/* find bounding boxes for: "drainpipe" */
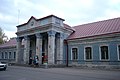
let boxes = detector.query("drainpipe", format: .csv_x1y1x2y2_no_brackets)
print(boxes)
64,40,68,67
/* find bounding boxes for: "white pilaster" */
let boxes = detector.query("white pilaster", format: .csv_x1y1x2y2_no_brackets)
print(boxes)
47,30,56,64
36,33,42,64
57,33,64,64
24,36,30,64
16,37,22,63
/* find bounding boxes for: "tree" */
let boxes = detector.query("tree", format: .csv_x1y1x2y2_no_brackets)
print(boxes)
0,27,8,44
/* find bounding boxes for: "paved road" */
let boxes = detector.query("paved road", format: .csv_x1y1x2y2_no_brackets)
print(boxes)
0,66,120,80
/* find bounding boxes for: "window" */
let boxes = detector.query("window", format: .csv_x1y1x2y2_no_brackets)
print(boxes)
9,52,12,59
72,48,78,60
100,46,109,60
5,52,8,59
1,52,4,59
118,45,120,60
13,52,16,59
31,21,34,26
0,52,2,59
85,47,92,60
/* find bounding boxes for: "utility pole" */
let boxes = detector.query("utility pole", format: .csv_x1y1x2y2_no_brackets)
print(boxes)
18,9,20,25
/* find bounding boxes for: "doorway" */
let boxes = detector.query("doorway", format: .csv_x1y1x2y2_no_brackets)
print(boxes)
29,50,32,65
42,53,45,64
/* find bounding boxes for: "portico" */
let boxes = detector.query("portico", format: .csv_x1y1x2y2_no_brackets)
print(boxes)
15,15,72,65
16,32,64,65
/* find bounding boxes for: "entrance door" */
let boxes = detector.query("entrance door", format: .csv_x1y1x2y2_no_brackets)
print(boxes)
42,53,45,64
29,50,32,65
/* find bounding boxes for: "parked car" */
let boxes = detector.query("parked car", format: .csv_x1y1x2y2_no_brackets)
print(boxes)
0,62,7,71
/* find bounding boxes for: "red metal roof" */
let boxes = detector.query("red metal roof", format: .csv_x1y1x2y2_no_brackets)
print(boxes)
0,38,16,48
64,23,75,31
68,17,120,40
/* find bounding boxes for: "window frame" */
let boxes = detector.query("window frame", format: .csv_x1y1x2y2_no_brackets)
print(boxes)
5,52,8,59
9,52,12,59
84,46,93,60
13,52,16,59
1,52,4,59
71,47,78,61
100,45,109,60
117,44,120,61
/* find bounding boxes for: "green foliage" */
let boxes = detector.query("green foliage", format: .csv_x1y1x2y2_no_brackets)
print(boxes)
0,27,8,44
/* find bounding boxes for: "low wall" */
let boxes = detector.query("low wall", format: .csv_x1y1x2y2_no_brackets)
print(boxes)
69,64,120,70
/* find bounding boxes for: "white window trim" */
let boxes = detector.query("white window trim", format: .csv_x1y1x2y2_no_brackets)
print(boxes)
5,52,8,59
84,46,93,61
99,44,110,61
71,46,79,60
0,52,2,59
1,52,4,59
117,44,120,61
13,52,16,59
9,52,12,59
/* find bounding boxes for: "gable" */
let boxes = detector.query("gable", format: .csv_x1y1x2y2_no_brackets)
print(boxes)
27,17,37,28
17,16,37,27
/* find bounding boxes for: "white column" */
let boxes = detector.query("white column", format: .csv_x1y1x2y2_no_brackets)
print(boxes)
47,30,56,64
16,37,22,63
24,36,30,64
36,33,42,64
57,33,64,64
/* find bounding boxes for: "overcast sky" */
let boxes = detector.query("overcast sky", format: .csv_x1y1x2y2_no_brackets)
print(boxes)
0,0,120,39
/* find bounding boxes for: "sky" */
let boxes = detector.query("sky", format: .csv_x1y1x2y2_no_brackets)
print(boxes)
0,0,120,39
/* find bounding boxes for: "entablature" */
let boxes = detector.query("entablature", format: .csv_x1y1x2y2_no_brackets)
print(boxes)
67,33,120,45
16,15,65,32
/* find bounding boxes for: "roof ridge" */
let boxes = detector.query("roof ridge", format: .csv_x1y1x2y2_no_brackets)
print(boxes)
37,14,65,21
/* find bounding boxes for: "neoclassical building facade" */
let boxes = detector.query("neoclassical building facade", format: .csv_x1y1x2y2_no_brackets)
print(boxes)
0,15,120,67
16,15,73,65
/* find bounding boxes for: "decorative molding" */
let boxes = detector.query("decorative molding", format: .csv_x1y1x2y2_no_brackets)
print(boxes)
99,44,110,61
35,33,42,39
117,44,120,61
24,36,30,40
70,46,79,60
47,30,56,37
84,46,93,61
68,33,120,42
16,23,73,38
30,21,34,26
68,38,120,46
57,33,64,39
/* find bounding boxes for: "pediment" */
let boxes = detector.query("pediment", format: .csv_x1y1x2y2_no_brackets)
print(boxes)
27,16,37,27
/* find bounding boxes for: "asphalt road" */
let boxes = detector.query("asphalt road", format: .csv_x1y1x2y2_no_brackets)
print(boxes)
0,66,120,80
